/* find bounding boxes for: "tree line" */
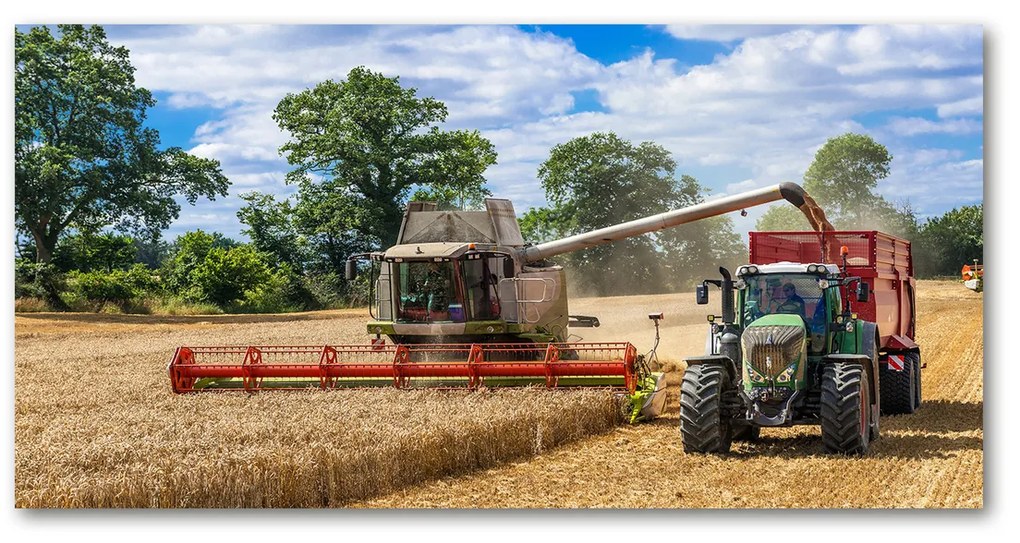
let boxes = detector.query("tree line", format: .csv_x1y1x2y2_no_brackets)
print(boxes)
14,25,982,315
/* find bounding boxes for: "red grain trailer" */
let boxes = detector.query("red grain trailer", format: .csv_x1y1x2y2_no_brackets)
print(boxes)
749,230,921,413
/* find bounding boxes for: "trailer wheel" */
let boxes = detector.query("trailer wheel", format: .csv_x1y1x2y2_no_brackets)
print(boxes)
679,364,733,454
820,363,871,455
879,353,916,415
907,351,922,411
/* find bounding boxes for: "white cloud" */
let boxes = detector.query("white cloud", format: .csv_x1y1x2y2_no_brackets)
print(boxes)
886,117,982,136
109,24,983,240
937,96,983,117
665,25,812,43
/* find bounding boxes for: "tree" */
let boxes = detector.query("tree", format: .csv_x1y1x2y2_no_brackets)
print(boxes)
410,184,493,211
533,133,743,295
756,202,811,231
519,207,572,244
914,205,983,277
237,192,306,269
273,66,497,247
291,179,375,274
851,197,919,240
52,231,137,272
803,133,892,225
660,214,747,288
15,25,229,263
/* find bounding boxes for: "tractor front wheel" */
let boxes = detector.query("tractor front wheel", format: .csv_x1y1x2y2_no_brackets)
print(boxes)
679,364,733,454
820,363,871,455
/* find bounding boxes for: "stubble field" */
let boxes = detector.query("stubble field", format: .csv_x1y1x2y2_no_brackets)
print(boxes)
14,280,982,508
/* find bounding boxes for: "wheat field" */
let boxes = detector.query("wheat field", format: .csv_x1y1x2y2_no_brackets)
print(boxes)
14,280,982,508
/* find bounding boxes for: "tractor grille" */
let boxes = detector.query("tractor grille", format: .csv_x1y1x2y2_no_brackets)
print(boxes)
742,325,804,377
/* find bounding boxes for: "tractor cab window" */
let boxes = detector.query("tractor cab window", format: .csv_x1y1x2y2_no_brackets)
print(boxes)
742,274,828,353
395,261,461,322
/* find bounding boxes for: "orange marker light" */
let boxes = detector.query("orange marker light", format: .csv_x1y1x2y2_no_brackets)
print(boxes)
840,245,850,256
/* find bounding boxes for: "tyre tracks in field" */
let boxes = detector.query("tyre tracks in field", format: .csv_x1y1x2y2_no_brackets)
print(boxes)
357,281,983,508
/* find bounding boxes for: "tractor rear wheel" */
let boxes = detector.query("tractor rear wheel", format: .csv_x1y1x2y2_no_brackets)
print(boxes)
679,364,733,454
820,363,871,455
879,353,917,415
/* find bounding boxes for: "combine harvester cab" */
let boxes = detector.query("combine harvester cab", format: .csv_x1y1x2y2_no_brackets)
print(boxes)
681,230,919,455
169,183,823,423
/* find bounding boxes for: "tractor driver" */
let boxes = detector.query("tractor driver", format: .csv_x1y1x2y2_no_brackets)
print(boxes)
773,282,806,318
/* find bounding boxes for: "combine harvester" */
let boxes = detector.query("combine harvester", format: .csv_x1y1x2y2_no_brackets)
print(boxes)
168,182,826,421
682,230,919,454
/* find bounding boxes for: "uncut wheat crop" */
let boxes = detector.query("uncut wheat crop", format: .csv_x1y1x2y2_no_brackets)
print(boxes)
14,312,622,507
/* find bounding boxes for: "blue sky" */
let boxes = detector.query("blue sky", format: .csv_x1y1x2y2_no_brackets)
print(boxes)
102,24,984,241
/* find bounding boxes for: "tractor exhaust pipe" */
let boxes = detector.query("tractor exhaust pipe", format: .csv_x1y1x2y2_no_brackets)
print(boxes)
719,267,735,325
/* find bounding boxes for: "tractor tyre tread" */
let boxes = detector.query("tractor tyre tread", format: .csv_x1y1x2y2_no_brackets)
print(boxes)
820,363,870,455
907,351,922,411
879,354,916,415
679,364,733,454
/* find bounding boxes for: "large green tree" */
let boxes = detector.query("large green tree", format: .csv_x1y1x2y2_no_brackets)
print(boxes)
15,25,229,263
529,133,744,295
755,203,811,231
237,192,306,270
803,133,892,224
273,66,497,247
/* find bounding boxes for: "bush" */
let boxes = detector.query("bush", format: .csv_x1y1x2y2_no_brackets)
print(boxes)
238,269,302,313
64,264,157,311
303,271,371,309
15,260,67,309
189,245,272,307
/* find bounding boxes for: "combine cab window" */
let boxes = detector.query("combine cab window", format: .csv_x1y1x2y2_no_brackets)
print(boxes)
462,258,503,321
742,274,829,353
395,261,461,322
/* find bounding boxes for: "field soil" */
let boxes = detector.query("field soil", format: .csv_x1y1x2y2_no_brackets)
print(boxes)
14,280,982,508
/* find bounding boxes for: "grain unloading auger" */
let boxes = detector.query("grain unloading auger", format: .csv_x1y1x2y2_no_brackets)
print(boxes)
169,182,824,421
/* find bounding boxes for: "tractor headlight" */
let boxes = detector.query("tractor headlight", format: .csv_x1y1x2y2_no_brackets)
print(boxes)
807,264,818,273
817,279,829,289
775,362,797,384
746,365,767,384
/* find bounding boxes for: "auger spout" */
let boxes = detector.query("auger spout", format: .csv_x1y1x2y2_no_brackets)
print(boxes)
520,182,823,264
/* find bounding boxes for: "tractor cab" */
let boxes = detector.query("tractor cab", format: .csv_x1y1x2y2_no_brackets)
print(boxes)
736,262,842,355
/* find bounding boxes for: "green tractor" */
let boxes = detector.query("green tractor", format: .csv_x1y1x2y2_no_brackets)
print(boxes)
680,262,880,455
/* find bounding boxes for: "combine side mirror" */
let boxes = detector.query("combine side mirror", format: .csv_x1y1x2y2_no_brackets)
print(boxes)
856,281,870,303
345,259,358,281
696,284,709,305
